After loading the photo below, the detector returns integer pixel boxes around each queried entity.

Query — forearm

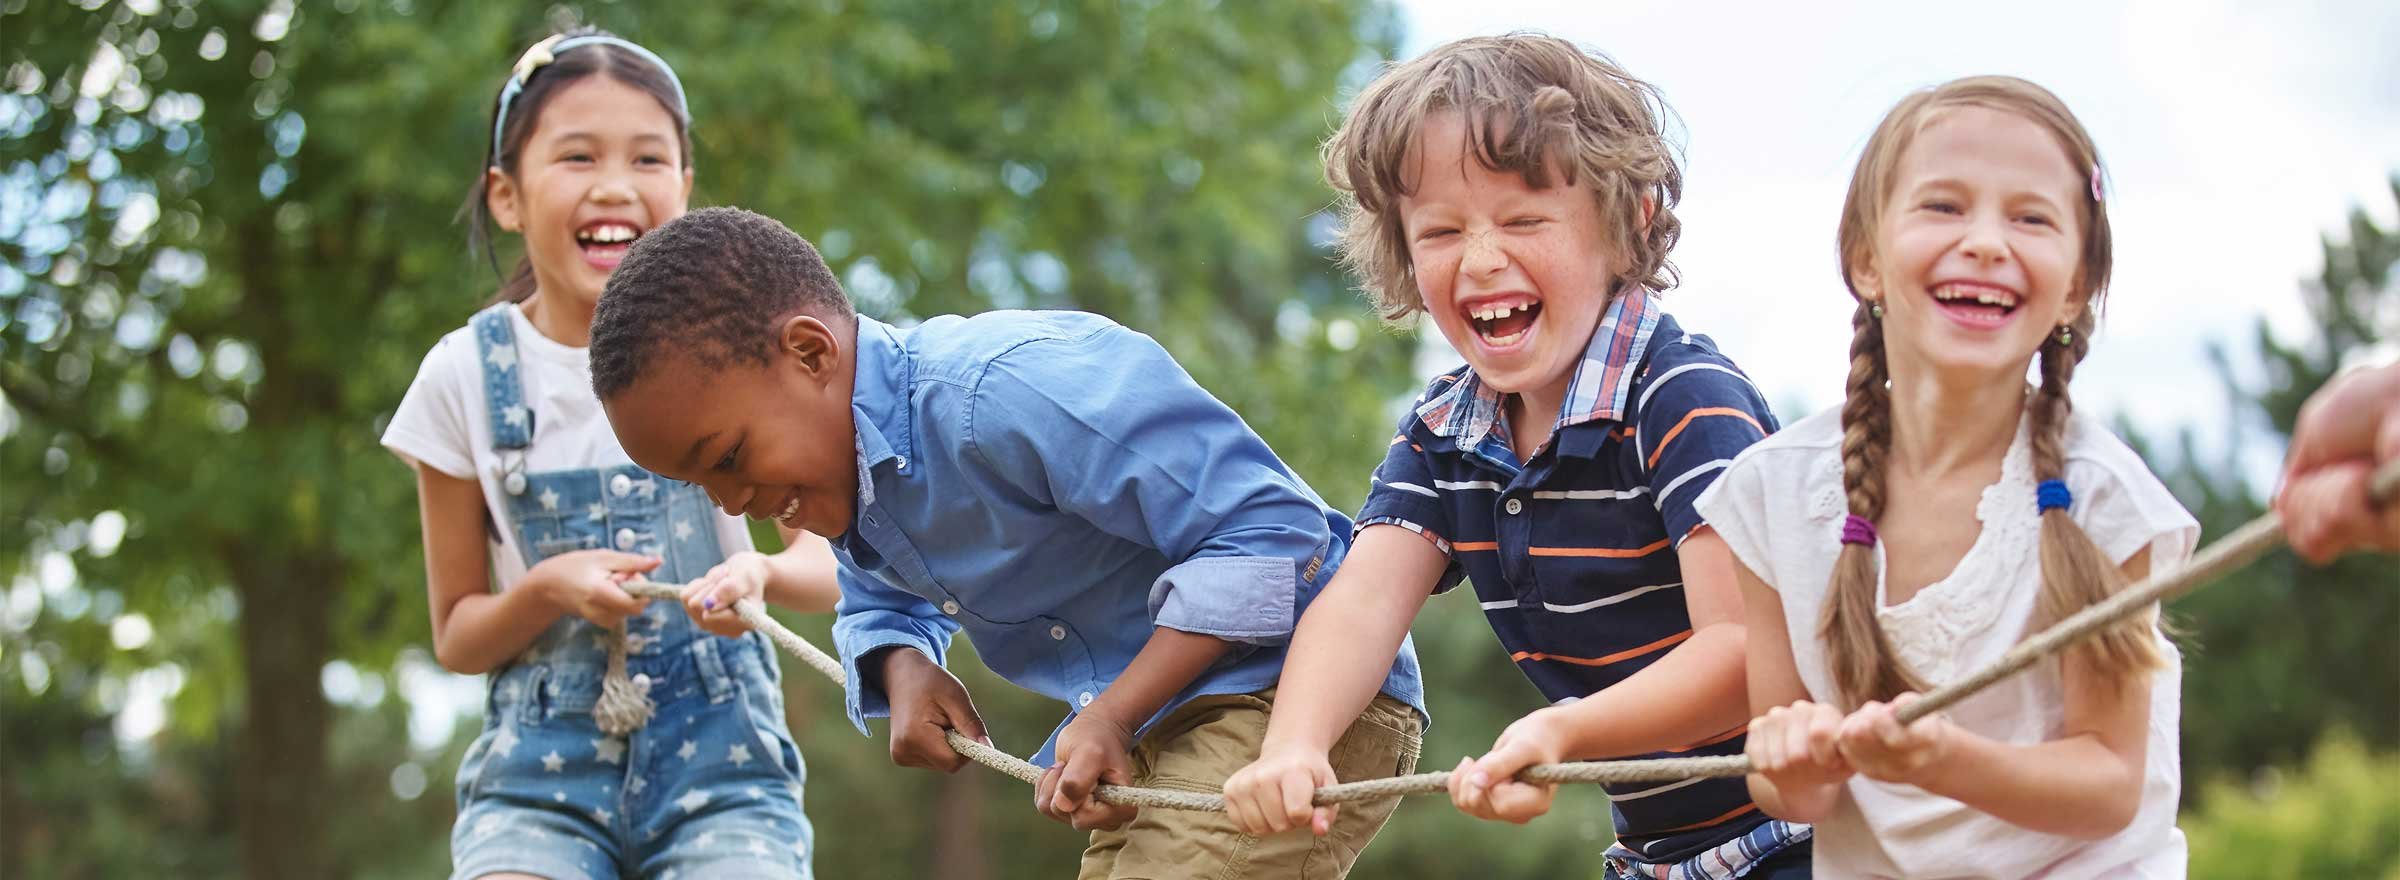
[1744,773,1838,824]
[1913,728,2143,838]
[1257,575,1425,754]
[762,531,841,613]
[1082,627,1232,731]
[432,584,568,674]
[1556,622,1751,759]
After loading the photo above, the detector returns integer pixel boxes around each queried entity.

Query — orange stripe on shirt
[1667,723,1749,753]
[1527,538,1672,558]
[1452,541,1500,552]
[1509,630,1690,667]
[1644,407,1767,470]
[1643,803,1760,836]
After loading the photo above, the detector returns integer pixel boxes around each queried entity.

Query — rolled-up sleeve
[831,566,959,735]
[964,325,1331,645]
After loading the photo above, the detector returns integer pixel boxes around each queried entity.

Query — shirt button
[1504,498,1524,515]
[1049,625,1067,641]
[503,471,527,496]
[1077,692,1094,707]
[894,456,908,470]
[610,474,633,496]
[614,528,637,550]
[941,601,961,616]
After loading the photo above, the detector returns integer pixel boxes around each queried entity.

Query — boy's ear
[778,314,844,380]
[1640,194,1655,232]
[485,168,521,233]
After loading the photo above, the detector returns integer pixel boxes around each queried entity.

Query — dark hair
[589,207,855,398]
[459,27,693,305]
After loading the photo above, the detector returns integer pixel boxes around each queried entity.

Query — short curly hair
[1325,33,1684,324]
[589,207,854,398]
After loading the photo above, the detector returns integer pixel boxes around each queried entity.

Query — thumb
[1312,764,1340,836]
[606,552,665,574]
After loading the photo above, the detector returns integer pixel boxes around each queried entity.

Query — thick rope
[615,459,2398,811]
[592,625,656,736]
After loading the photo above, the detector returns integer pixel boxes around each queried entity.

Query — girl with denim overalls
[381,30,839,879]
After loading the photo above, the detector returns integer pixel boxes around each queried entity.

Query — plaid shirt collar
[1415,285,1663,451]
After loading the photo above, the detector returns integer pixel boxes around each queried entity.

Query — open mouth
[1930,283,2019,326]
[574,221,643,269]
[1464,298,1543,348]
[772,493,801,526]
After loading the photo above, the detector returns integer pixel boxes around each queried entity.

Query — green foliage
[2147,179,2399,787]
[2185,730,2400,880]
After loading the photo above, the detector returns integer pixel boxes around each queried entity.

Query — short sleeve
[381,334,479,480]
[1692,448,1783,588]
[2066,418,2200,571]
[1354,387,1467,594]
[1635,347,1777,543]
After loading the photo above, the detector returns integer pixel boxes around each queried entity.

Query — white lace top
[1696,405,2199,879]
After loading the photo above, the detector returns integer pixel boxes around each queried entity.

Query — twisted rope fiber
[617,460,2399,811]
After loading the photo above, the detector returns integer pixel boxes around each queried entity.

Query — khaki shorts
[1077,689,1423,880]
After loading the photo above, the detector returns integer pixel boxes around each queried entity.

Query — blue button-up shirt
[830,310,1425,762]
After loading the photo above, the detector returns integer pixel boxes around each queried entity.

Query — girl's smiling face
[487,74,692,310]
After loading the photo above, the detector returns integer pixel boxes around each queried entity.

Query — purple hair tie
[2037,479,2073,513]
[1840,514,1878,547]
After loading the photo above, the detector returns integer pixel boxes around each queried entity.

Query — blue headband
[490,34,690,163]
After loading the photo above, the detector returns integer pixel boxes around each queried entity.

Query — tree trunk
[930,767,993,880]
[232,552,336,879]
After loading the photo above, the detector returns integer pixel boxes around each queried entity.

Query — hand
[2279,363,2400,562]
[1449,707,1569,824]
[1835,693,1951,785]
[525,550,660,629]
[1747,700,1852,817]
[1037,711,1140,831]
[878,648,990,773]
[1224,745,1340,837]
[683,551,771,638]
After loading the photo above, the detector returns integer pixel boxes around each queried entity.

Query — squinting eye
[1417,229,1459,242]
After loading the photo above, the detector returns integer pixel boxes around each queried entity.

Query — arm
[763,525,843,612]
[1226,525,1446,835]
[415,464,652,673]
[1542,528,1751,757]
[1734,551,1851,823]
[1838,548,2157,838]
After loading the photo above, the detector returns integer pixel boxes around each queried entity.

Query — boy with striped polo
[1222,35,1811,878]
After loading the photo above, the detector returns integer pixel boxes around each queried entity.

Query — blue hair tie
[491,34,690,161]
[2036,479,2072,514]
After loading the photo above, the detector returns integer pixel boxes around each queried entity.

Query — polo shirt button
[1049,624,1067,641]
[941,601,961,616]
[614,528,638,550]
[610,474,633,496]
[1077,691,1094,707]
[1504,498,1524,515]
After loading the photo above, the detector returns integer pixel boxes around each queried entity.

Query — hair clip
[2089,165,2104,203]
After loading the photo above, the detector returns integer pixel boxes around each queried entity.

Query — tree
[0,1,1414,876]
[2145,178,2398,792]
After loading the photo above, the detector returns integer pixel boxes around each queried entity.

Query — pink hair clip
[2089,165,2104,203]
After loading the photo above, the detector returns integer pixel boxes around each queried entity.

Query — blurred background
[2,1,2393,877]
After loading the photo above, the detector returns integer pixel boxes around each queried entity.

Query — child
[381,31,838,879]
[1702,76,2197,877]
[585,206,1429,879]
[1222,34,1810,879]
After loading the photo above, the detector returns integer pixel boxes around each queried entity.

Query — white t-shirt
[1696,405,2198,879]
[380,303,756,589]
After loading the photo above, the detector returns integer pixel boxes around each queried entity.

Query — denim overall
[449,304,815,880]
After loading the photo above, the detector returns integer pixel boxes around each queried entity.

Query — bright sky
[1396,0,2400,459]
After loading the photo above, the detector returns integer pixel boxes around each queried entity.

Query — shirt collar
[848,315,914,504]
[1416,285,1663,449]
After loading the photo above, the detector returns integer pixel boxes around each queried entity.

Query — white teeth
[1484,329,1527,347]
[776,496,800,522]
[577,224,639,244]
[1470,303,1531,323]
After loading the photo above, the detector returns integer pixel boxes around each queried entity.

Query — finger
[604,552,665,574]
[1474,740,1537,785]
[1806,711,1844,770]
[1224,771,1266,836]
[1488,781,1551,824]
[1275,766,1317,834]
[1035,764,1062,821]
[1053,754,1101,817]
[1449,756,1489,817]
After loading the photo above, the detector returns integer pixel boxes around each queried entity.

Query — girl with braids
[1693,76,2197,877]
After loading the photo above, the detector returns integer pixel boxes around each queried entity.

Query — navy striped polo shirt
[1356,287,1786,866]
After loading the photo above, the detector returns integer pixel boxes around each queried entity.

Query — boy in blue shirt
[587,206,1425,878]
[1220,35,1810,878]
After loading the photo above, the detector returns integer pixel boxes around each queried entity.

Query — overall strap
[471,304,536,451]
